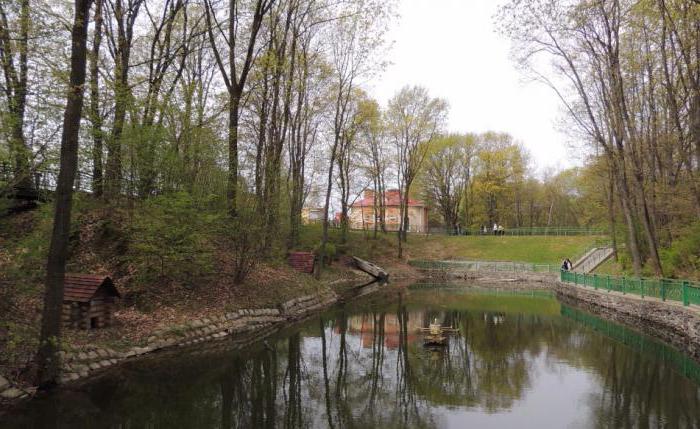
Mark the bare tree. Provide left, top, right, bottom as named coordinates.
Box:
left=288, top=25, right=324, bottom=248
left=315, top=0, right=392, bottom=276
left=89, top=0, right=104, bottom=197
left=204, top=0, right=276, bottom=216
left=386, top=85, right=447, bottom=257
left=424, top=134, right=476, bottom=233
left=103, top=0, right=144, bottom=199
left=356, top=98, right=390, bottom=237
left=499, top=0, right=651, bottom=275
left=36, top=0, right=92, bottom=388
left=0, top=0, right=31, bottom=190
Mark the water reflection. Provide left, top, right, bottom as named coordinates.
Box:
left=3, top=289, right=700, bottom=428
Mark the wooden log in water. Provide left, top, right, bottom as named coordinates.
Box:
left=352, top=256, right=389, bottom=281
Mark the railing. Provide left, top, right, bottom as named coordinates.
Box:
left=572, top=246, right=614, bottom=273
left=1, top=163, right=93, bottom=196
left=409, top=260, right=560, bottom=274
left=560, top=270, right=700, bottom=307
left=426, top=226, right=607, bottom=236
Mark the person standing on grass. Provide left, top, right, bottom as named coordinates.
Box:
left=493, top=223, right=498, bottom=235
left=561, top=258, right=569, bottom=271
left=566, top=258, right=573, bottom=270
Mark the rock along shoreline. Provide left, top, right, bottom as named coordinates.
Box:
left=0, top=288, right=339, bottom=407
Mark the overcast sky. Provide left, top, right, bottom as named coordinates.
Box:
left=371, top=0, right=575, bottom=174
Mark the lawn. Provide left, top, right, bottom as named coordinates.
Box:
left=403, top=234, right=598, bottom=264
left=593, top=259, right=625, bottom=276
left=298, top=224, right=601, bottom=265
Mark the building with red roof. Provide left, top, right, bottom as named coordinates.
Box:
left=349, top=189, right=428, bottom=233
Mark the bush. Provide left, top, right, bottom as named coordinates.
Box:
left=131, top=192, right=216, bottom=286
left=314, top=242, right=336, bottom=265
left=661, top=221, right=700, bottom=279
left=217, top=207, right=266, bottom=285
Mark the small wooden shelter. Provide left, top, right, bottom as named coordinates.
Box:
left=62, top=274, right=120, bottom=329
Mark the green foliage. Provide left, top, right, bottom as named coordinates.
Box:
left=315, top=242, right=336, bottom=265
left=661, top=222, right=700, bottom=280
left=0, top=203, right=53, bottom=293
left=469, top=132, right=527, bottom=225
left=0, top=198, right=12, bottom=216
left=214, top=200, right=266, bottom=284
left=131, top=192, right=218, bottom=286
left=410, top=235, right=596, bottom=264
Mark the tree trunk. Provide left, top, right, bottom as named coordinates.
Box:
left=401, top=188, right=410, bottom=242
left=379, top=177, right=386, bottom=233
left=614, top=163, right=643, bottom=276
left=89, top=0, right=103, bottom=197
left=372, top=179, right=378, bottom=239
left=606, top=168, right=618, bottom=261
left=228, top=93, right=240, bottom=217
left=0, top=0, right=31, bottom=190
left=36, top=0, right=91, bottom=388
left=633, top=171, right=663, bottom=276
left=315, top=137, right=339, bottom=279
left=104, top=0, right=133, bottom=200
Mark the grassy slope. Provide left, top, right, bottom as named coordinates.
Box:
left=594, top=259, right=624, bottom=276
left=297, top=224, right=600, bottom=265
left=1, top=205, right=598, bottom=371
left=0, top=202, right=362, bottom=365
left=403, top=235, right=597, bottom=263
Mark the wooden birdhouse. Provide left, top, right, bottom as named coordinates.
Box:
left=62, top=274, right=120, bottom=329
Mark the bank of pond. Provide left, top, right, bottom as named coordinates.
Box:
left=2, top=285, right=700, bottom=428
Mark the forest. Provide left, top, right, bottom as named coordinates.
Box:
left=0, top=0, right=699, bottom=387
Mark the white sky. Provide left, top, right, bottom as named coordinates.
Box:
left=371, top=0, right=575, bottom=174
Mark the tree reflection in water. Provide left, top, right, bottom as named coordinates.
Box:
left=3, top=290, right=700, bottom=429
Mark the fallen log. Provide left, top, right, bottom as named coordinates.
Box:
left=352, top=256, right=389, bottom=281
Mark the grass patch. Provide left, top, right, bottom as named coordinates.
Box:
left=403, top=235, right=597, bottom=263
left=594, top=259, right=624, bottom=276
left=297, top=225, right=600, bottom=264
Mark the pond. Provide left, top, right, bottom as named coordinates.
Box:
left=3, top=286, right=700, bottom=428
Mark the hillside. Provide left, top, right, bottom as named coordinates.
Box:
left=0, top=197, right=606, bottom=384
left=297, top=224, right=600, bottom=265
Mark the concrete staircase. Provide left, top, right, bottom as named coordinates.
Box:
left=572, top=246, right=615, bottom=273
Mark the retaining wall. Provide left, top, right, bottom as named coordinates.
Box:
left=555, top=282, right=700, bottom=361
left=0, top=289, right=337, bottom=401
left=418, top=268, right=557, bottom=286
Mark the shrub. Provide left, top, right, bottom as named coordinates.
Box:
left=314, top=242, right=336, bottom=265
left=661, top=221, right=700, bottom=279
left=216, top=203, right=265, bottom=284
left=131, top=192, right=216, bottom=286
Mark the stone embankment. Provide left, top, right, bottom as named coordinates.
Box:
left=418, top=262, right=700, bottom=361
left=555, top=282, right=700, bottom=361
left=418, top=267, right=557, bottom=288
left=0, top=289, right=337, bottom=403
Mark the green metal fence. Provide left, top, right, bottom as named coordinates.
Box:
left=409, top=260, right=560, bottom=273
left=560, top=270, right=700, bottom=307
left=561, top=305, right=700, bottom=385
left=427, top=226, right=607, bottom=236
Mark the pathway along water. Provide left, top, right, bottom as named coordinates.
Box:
left=3, top=285, right=700, bottom=428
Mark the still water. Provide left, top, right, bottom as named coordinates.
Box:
left=3, top=287, right=700, bottom=428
